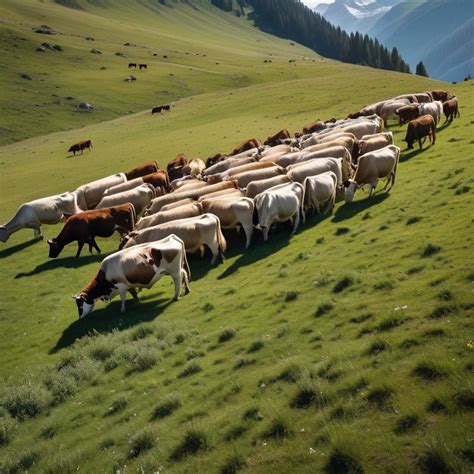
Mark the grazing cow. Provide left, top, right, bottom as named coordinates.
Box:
left=345, top=145, right=400, bottom=203
left=0, top=192, right=80, bottom=242
left=264, top=129, right=291, bottom=146
left=182, top=158, right=206, bottom=178
left=393, top=94, right=418, bottom=103
left=172, top=179, right=208, bottom=192
left=356, top=132, right=394, bottom=159
left=260, top=151, right=305, bottom=168
left=412, top=93, right=433, bottom=103
left=404, top=115, right=436, bottom=150
left=208, top=161, right=277, bottom=184
left=379, top=99, right=411, bottom=127
left=121, top=214, right=226, bottom=264
left=255, top=182, right=305, bottom=241
left=95, top=183, right=155, bottom=216
left=48, top=203, right=136, bottom=258
left=230, top=166, right=285, bottom=188
left=128, top=63, right=137, bottom=68
left=260, top=144, right=293, bottom=159
left=419, top=101, right=443, bottom=125
left=303, top=171, right=338, bottom=214
left=104, top=171, right=170, bottom=198
left=152, top=106, right=163, bottom=114
left=246, top=175, right=291, bottom=199
left=160, top=198, right=195, bottom=212
left=167, top=154, right=188, bottom=181
left=201, top=197, right=255, bottom=248
left=431, top=90, right=449, bottom=102
left=197, top=189, right=245, bottom=201
left=395, top=104, right=420, bottom=125
left=68, top=140, right=92, bottom=156
left=73, top=234, right=190, bottom=317
left=231, top=138, right=262, bottom=156
left=139, top=64, right=147, bottom=70
left=443, top=98, right=460, bottom=122
left=203, top=156, right=256, bottom=177
left=287, top=158, right=343, bottom=187
left=124, top=161, right=159, bottom=180
left=162, top=105, right=171, bottom=111
left=302, top=120, right=325, bottom=134
left=303, top=136, right=358, bottom=158
left=206, top=153, right=225, bottom=168
left=74, top=173, right=127, bottom=210
left=146, top=181, right=238, bottom=214
left=136, top=202, right=203, bottom=230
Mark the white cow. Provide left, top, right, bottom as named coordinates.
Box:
left=419, top=101, right=443, bottom=125
left=74, top=173, right=127, bottom=210
left=95, top=183, right=155, bottom=217
left=303, top=171, right=338, bottom=214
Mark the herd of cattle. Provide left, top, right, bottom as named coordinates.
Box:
left=1, top=89, right=459, bottom=318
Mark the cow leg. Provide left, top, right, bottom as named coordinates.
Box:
left=291, top=212, right=300, bottom=236
left=76, top=241, right=85, bottom=258
left=172, top=273, right=182, bottom=301
left=128, top=288, right=140, bottom=303
left=368, top=180, right=378, bottom=196
left=33, top=226, right=43, bottom=240
left=89, top=238, right=101, bottom=254
left=181, top=269, right=191, bottom=295
left=119, top=289, right=127, bottom=313
left=263, top=227, right=269, bottom=241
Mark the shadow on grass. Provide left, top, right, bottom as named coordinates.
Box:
left=0, top=237, right=42, bottom=259
left=51, top=296, right=173, bottom=353
left=400, top=148, right=424, bottom=163
left=332, top=193, right=389, bottom=223
left=15, top=254, right=104, bottom=279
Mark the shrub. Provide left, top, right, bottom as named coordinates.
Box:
left=366, top=339, right=389, bottom=356
left=131, top=325, right=154, bottom=341
left=335, top=227, right=350, bottom=235
left=170, top=428, right=210, bottom=460
left=412, top=361, right=446, bottom=381
left=421, top=243, right=441, bottom=258
left=106, top=395, right=128, bottom=416
left=60, top=357, right=102, bottom=382
left=87, top=337, right=116, bottom=361
left=178, top=360, right=202, bottom=378
left=234, top=358, right=256, bottom=369
left=248, top=339, right=264, bottom=353
left=333, top=276, right=353, bottom=293
left=0, top=412, right=17, bottom=445
left=366, top=386, right=393, bottom=409
left=174, top=333, right=186, bottom=344
left=186, top=347, right=204, bottom=360
left=406, top=216, right=423, bottom=225
left=100, top=437, right=115, bottom=450
left=284, top=291, right=298, bottom=302
left=394, top=414, right=419, bottom=434
left=428, top=305, right=457, bottom=319
left=1, top=382, right=52, bottom=420
left=224, top=425, right=248, bottom=441
left=242, top=407, right=263, bottom=421
left=40, top=423, right=57, bottom=439
left=262, top=416, right=291, bottom=439
left=128, top=428, right=156, bottom=458
left=325, top=447, right=364, bottom=473
left=418, top=443, right=453, bottom=474
left=437, top=290, right=454, bottom=301
left=350, top=313, right=373, bottom=324
left=377, top=317, right=405, bottom=332
left=221, top=454, right=247, bottom=474
left=151, top=393, right=182, bottom=419
left=452, top=388, right=474, bottom=410
left=373, top=280, right=394, bottom=291
left=202, top=302, right=214, bottom=312
left=218, top=328, right=236, bottom=343
left=315, top=301, right=334, bottom=318
left=120, top=344, right=159, bottom=372
left=43, top=372, right=77, bottom=405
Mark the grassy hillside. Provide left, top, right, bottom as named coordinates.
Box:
left=0, top=1, right=473, bottom=473
left=0, top=0, right=318, bottom=144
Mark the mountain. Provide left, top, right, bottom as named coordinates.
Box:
left=369, top=0, right=473, bottom=81
left=313, top=0, right=404, bottom=34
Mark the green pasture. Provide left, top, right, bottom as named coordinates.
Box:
left=0, top=1, right=473, bottom=473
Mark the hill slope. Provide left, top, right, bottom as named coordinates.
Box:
left=0, top=1, right=473, bottom=473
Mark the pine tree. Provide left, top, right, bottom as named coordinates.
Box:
left=416, top=61, right=429, bottom=77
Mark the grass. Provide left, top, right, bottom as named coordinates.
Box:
left=0, top=1, right=472, bottom=472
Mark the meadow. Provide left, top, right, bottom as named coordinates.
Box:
left=0, top=1, right=473, bottom=473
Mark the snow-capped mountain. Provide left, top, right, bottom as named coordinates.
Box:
left=312, top=0, right=404, bottom=34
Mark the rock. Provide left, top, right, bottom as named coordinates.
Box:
left=90, top=48, right=102, bottom=54
left=115, top=52, right=127, bottom=58
left=36, top=47, right=46, bottom=52
left=19, top=73, right=32, bottom=80
left=124, top=75, right=137, bottom=82
left=33, top=25, right=55, bottom=35
left=77, top=102, right=94, bottom=111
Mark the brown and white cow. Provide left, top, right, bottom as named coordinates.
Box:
left=125, top=161, right=159, bottom=180
left=121, top=213, right=226, bottom=264
left=356, top=132, right=393, bottom=160
left=167, top=154, right=189, bottom=181
left=264, top=129, right=291, bottom=146
left=255, top=182, right=305, bottom=241
left=73, top=234, right=190, bottom=317
left=182, top=159, right=206, bottom=178
left=48, top=203, right=136, bottom=258
left=345, top=145, right=400, bottom=203
left=404, top=115, right=436, bottom=150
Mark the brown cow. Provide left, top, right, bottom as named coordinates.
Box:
left=68, top=140, right=92, bottom=156
left=151, top=106, right=163, bottom=114
left=264, top=129, right=291, bottom=146
left=167, top=154, right=189, bottom=181
left=142, top=171, right=171, bottom=193
left=206, top=153, right=225, bottom=168
left=47, top=203, right=136, bottom=258
left=431, top=90, right=450, bottom=102
left=125, top=161, right=159, bottom=180
left=231, top=138, right=262, bottom=156
left=443, top=98, right=460, bottom=122
left=395, top=104, right=420, bottom=125
left=404, top=115, right=436, bottom=150
left=302, top=120, right=325, bottom=134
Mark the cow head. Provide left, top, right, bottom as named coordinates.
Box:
left=0, top=226, right=9, bottom=243
left=344, top=181, right=358, bottom=203
left=47, top=238, right=63, bottom=258
left=73, top=294, right=95, bottom=319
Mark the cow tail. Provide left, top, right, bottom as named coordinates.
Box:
left=129, top=203, right=137, bottom=230
left=215, top=216, right=227, bottom=254
left=300, top=182, right=306, bottom=223
left=432, top=121, right=436, bottom=144
left=392, top=147, right=400, bottom=187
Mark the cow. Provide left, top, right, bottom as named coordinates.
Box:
left=73, top=234, right=190, bottom=317
left=128, top=63, right=137, bottom=68
left=255, top=182, right=305, bottom=241
left=139, top=64, right=147, bottom=70
left=443, top=98, right=460, bottom=122
left=68, top=140, right=92, bottom=156
left=95, top=183, right=155, bottom=217
left=259, top=151, right=305, bottom=168
left=303, top=136, right=358, bottom=159
left=395, top=104, right=420, bottom=125
left=152, top=106, right=163, bottom=114
left=172, top=179, right=208, bottom=192
left=231, top=138, right=262, bottom=156
left=378, top=99, right=412, bottom=127
left=136, top=202, right=203, bottom=230
left=419, top=101, right=443, bottom=125
left=48, top=203, right=136, bottom=258
left=404, top=115, right=436, bottom=150
left=412, top=93, right=433, bottom=103
left=0, top=192, right=80, bottom=243
left=74, top=173, right=128, bottom=210
left=230, top=166, right=285, bottom=188
left=246, top=175, right=291, bottom=199
left=356, top=132, right=394, bottom=160
left=160, top=198, right=195, bottom=212
left=162, top=105, right=171, bottom=111
left=287, top=158, right=343, bottom=187
left=120, top=214, right=226, bottom=264
left=264, top=129, right=291, bottom=146
left=124, top=161, right=159, bottom=180
left=103, top=172, right=169, bottom=198
left=303, top=171, right=338, bottom=215
left=182, top=159, right=206, bottom=178
left=302, top=120, right=325, bottom=134
left=146, top=181, right=237, bottom=215
left=431, top=90, right=450, bottom=102
left=201, top=197, right=255, bottom=248
left=167, top=154, right=188, bottom=181
left=260, top=144, right=293, bottom=159
left=197, top=188, right=245, bottom=201
left=203, top=156, right=256, bottom=177
left=206, top=153, right=225, bottom=168
left=207, top=161, right=277, bottom=184
left=345, top=145, right=400, bottom=203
